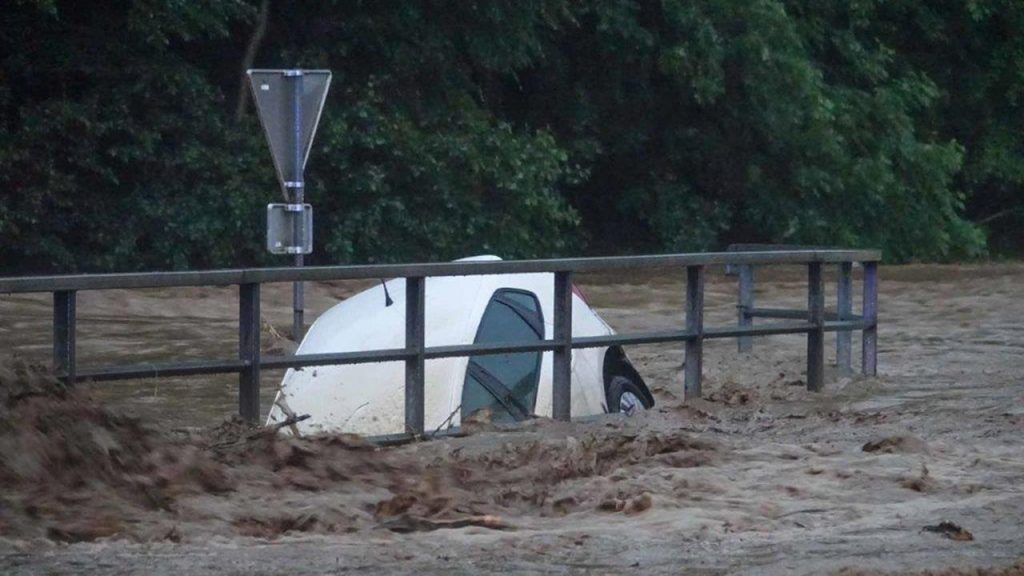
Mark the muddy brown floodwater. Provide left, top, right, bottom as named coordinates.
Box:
left=1, top=263, right=1023, bottom=575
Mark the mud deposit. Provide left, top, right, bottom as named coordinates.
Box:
left=1, top=264, right=1023, bottom=574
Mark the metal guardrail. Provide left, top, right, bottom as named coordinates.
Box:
left=0, top=248, right=880, bottom=435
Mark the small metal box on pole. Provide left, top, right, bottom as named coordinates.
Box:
left=247, top=68, right=331, bottom=340
left=266, top=203, right=313, bottom=254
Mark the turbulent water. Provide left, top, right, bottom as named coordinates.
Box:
left=1, top=264, right=1023, bottom=574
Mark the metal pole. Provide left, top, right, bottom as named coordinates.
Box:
left=737, top=264, right=753, bottom=352
left=287, top=69, right=305, bottom=341
left=836, top=261, right=853, bottom=376
left=53, top=290, right=77, bottom=384
left=807, top=262, right=825, bottom=391
left=239, top=283, right=261, bottom=423
left=552, top=271, right=573, bottom=421
left=862, top=261, right=878, bottom=376
left=405, top=276, right=425, bottom=435
left=684, top=265, right=704, bottom=399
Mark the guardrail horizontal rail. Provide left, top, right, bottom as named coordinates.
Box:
left=76, top=359, right=249, bottom=382
left=0, top=249, right=880, bottom=294
left=68, top=320, right=876, bottom=384
left=260, top=348, right=415, bottom=369
left=747, top=307, right=864, bottom=322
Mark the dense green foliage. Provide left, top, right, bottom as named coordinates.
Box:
left=1, top=0, right=1020, bottom=273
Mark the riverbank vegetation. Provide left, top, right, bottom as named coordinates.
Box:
left=2, top=0, right=1021, bottom=272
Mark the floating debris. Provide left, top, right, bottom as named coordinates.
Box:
left=922, top=520, right=974, bottom=541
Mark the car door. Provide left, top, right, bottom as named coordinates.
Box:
left=461, top=289, right=544, bottom=424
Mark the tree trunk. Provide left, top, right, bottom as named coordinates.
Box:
left=235, top=0, right=270, bottom=121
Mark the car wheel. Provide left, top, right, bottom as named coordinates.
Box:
left=607, top=375, right=652, bottom=416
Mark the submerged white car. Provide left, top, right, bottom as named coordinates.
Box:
left=268, top=256, right=653, bottom=436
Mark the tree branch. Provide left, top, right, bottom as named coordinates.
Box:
left=235, top=0, right=270, bottom=121
left=975, top=207, right=1020, bottom=226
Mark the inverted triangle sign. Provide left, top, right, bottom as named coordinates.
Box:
left=247, top=69, right=331, bottom=195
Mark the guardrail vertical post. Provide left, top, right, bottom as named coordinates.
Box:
left=862, top=261, right=878, bottom=376
left=836, top=261, right=853, bottom=376
left=807, top=262, right=825, bottom=391
left=552, top=270, right=573, bottom=421
left=405, top=276, right=425, bottom=435
left=737, top=264, right=754, bottom=352
left=684, top=265, right=705, bottom=399
left=53, top=290, right=77, bottom=384
left=238, top=283, right=261, bottom=424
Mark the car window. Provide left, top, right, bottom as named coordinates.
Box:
left=494, top=291, right=544, bottom=335
left=461, top=290, right=543, bottom=424
left=499, top=291, right=538, bottom=312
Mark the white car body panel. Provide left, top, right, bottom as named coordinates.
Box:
left=268, top=256, right=615, bottom=436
